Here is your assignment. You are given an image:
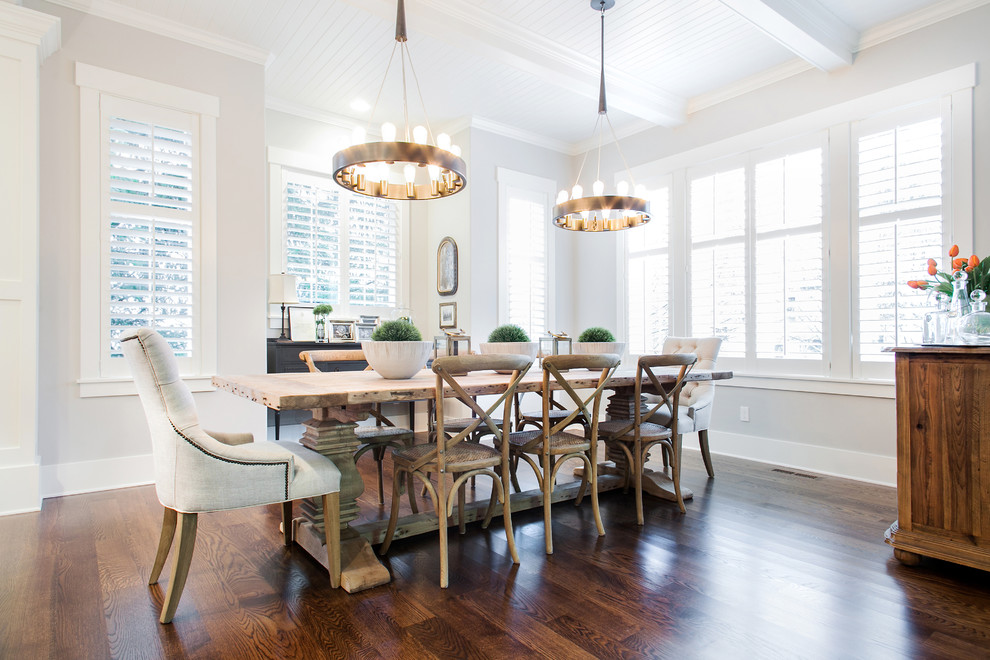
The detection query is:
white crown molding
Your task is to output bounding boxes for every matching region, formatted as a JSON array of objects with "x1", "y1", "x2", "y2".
[
  {"x1": 468, "y1": 116, "x2": 572, "y2": 155},
  {"x1": 687, "y1": 57, "x2": 813, "y2": 115},
  {"x1": 45, "y1": 0, "x2": 272, "y2": 66},
  {"x1": 265, "y1": 96, "x2": 362, "y2": 131},
  {"x1": 857, "y1": 0, "x2": 990, "y2": 51},
  {"x1": 0, "y1": 2, "x2": 61, "y2": 61}
]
